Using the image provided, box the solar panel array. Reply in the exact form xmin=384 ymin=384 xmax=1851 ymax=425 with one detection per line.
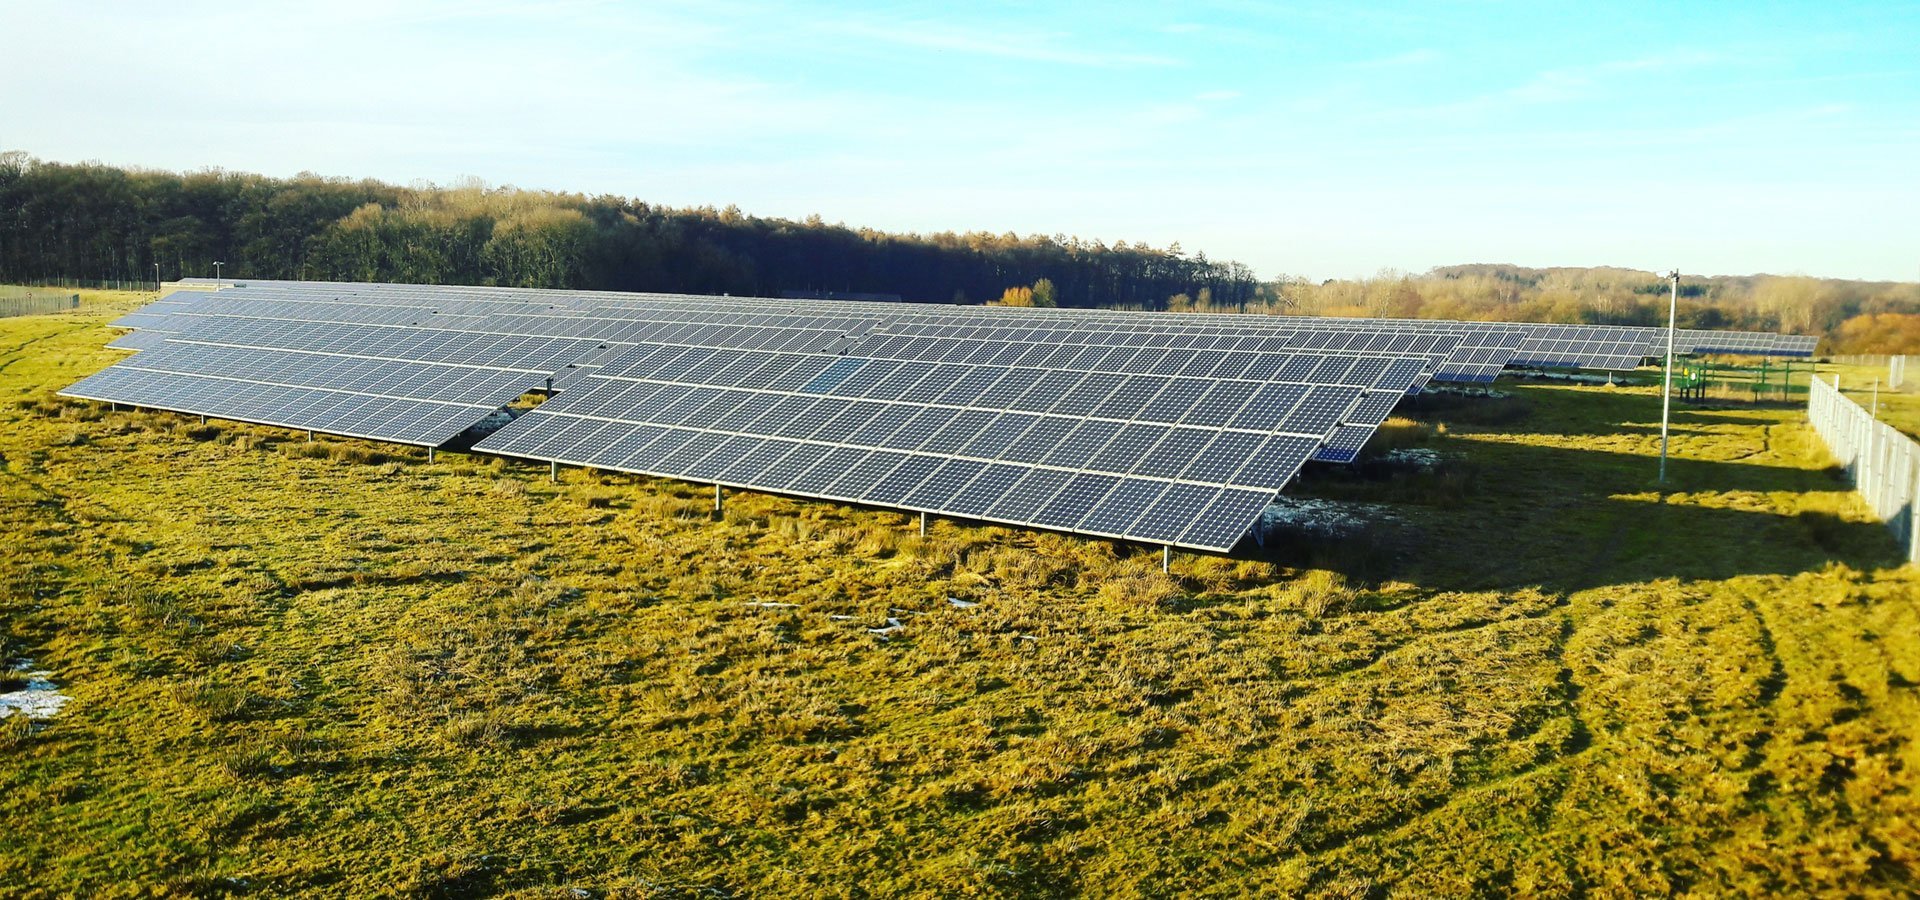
xmin=74 ymin=279 xmax=1821 ymax=550
xmin=475 ymin=342 xmax=1423 ymax=550
xmin=1674 ymin=329 xmax=1819 ymax=357
xmin=73 ymin=280 xmax=1443 ymax=550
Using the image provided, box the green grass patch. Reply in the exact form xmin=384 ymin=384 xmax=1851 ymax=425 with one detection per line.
xmin=0 ymin=298 xmax=1914 ymax=896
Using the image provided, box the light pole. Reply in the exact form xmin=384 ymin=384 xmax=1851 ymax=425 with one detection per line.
xmin=1657 ymin=268 xmax=1679 ymax=485
xmin=153 ymin=262 xmax=159 ymax=292
xmin=213 ymin=261 xmax=224 ymax=282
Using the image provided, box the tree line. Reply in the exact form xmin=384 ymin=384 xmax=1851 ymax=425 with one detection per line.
xmin=0 ymin=153 xmax=1257 ymax=309
xmin=1249 ymin=264 xmax=1920 ymax=353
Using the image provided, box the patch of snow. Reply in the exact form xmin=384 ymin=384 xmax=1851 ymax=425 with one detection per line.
xmin=742 ymin=601 xmax=797 ymax=609
xmin=1426 ymin=385 xmax=1513 ymax=399
xmin=867 ymin=618 xmax=905 ymax=637
xmin=1513 ymin=370 xmax=1624 ymax=385
xmin=1382 ymin=448 xmax=1444 ymax=469
xmin=947 ymin=597 xmax=978 ymax=609
xmin=1 ymin=660 xmax=70 ymax=719
xmin=1259 ymin=497 xmax=1403 ymax=539
xmin=828 ymin=614 xmax=855 ymax=621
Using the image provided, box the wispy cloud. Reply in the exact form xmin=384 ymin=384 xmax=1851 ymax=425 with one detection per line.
xmin=1349 ymin=48 xmax=1442 ymax=69
xmin=1504 ymin=50 xmax=1727 ymax=104
xmin=821 ymin=18 xmax=1181 ymax=68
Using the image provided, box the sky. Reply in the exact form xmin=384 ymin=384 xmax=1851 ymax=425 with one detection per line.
xmin=5 ymin=0 xmax=1918 ymax=282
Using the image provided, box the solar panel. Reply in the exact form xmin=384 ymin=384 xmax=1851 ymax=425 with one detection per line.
xmin=82 ymin=278 xmax=1821 ymax=552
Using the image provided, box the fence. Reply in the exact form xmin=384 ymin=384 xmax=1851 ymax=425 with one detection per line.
xmin=1674 ymin=358 xmax=1808 ymax=402
xmin=13 ymin=277 xmax=162 ymax=293
xmin=0 ymin=289 xmax=81 ymax=318
xmin=1808 ymin=374 xmax=1920 ymax=564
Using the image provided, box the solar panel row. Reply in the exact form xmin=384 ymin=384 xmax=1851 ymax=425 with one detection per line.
xmin=472 ymin=341 xmax=1390 ymax=550
xmin=120 ymin=281 xmax=1452 ymax=467
xmin=81 ymin=279 xmax=1819 ymax=550
xmin=78 ymin=280 xmax=1447 ymax=550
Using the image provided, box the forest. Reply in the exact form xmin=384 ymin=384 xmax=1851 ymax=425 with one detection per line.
xmin=1253 ymin=265 xmax=1920 ymax=354
xmin=5 ymin=152 xmax=1917 ymax=351
xmin=0 ymin=153 xmax=1255 ymax=310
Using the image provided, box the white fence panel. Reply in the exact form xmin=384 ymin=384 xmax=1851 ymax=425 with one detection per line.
xmin=1808 ymin=374 xmax=1920 ymax=564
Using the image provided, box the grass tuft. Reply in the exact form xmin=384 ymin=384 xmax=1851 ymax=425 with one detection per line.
xmin=171 ymin=676 xmax=251 ymax=722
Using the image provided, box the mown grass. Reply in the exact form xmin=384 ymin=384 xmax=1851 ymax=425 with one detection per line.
xmin=0 ymin=297 xmax=1915 ymax=897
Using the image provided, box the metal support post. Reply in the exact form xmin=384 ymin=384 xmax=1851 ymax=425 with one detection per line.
xmin=199 ymin=414 xmax=206 ymax=425
xmin=919 ymin=511 xmax=928 ymax=536
xmin=428 ymin=448 xmax=436 ymax=463
xmin=1658 ymin=269 xmax=1678 ymax=485
xmin=549 ymin=460 xmax=558 ymax=483
xmin=306 ymin=429 xmax=314 ymax=442
xmin=714 ymin=484 xmax=724 ymax=515
xmin=1162 ymin=545 xmax=1171 ymax=574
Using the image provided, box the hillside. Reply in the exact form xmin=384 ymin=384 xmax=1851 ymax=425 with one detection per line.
xmin=0 ymin=297 xmax=1916 ymax=896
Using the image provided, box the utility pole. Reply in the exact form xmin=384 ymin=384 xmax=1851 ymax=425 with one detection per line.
xmin=213 ymin=260 xmax=223 ymax=282
xmin=1657 ymin=269 xmax=1679 ymax=485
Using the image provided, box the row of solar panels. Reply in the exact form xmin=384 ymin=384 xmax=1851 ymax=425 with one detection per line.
xmin=71 ymin=281 xmax=1455 ymax=551
xmin=158 ymin=278 xmax=1817 ymax=370
xmin=70 ymin=280 xmax=1816 ymax=551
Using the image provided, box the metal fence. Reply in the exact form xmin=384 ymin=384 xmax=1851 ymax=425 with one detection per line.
xmin=1808 ymin=374 xmax=1920 ymax=564
xmin=0 ymin=290 xmax=81 ymax=318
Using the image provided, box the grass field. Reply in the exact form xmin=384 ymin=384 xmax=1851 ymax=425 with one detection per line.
xmin=1825 ymin=360 xmax=1920 ymax=441
xmin=1 ymin=295 xmax=1916 ymax=897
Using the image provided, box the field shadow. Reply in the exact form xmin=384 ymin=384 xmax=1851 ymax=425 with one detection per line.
xmin=1251 ymin=385 xmax=1902 ymax=592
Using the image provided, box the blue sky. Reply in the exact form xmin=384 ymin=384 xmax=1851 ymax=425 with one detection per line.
xmin=6 ymin=1 xmax=1917 ymax=281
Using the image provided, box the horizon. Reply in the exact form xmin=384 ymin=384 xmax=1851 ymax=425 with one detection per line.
xmin=7 ymin=2 xmax=1918 ymax=283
